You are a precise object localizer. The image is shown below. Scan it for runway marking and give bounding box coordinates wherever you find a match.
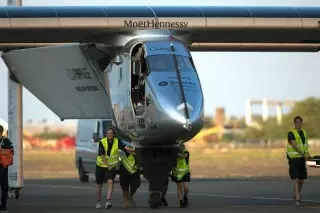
[20,203,152,208]
[25,183,320,204]
[19,203,213,209]
[230,205,307,208]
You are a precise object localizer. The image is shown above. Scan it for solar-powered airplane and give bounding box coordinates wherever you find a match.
[2,4,320,208]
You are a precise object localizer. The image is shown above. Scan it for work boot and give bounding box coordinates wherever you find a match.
[183,195,189,207]
[179,200,186,208]
[130,199,136,207]
[160,197,168,207]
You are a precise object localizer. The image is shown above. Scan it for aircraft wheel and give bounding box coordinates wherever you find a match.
[149,192,161,209]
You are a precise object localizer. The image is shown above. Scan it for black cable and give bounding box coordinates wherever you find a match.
[170,43,190,120]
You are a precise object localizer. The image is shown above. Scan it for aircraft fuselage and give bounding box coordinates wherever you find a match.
[106,39,204,146]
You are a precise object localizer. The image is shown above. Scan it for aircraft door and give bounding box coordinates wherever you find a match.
[130,44,146,116]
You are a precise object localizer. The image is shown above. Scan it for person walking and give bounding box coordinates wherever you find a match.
[286,116,312,206]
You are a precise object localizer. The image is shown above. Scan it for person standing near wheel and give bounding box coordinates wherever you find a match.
[171,144,190,208]
[119,143,141,208]
[95,128,129,209]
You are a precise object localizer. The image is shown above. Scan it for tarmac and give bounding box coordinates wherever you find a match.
[7,177,320,213]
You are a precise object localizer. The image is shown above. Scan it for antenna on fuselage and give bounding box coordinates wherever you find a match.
[167,30,175,51]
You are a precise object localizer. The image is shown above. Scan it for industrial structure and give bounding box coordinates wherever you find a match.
[245,98,295,126]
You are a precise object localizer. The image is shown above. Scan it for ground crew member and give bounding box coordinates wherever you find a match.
[0,125,13,212]
[160,180,169,207]
[286,116,311,206]
[171,144,190,208]
[119,143,141,208]
[95,128,129,209]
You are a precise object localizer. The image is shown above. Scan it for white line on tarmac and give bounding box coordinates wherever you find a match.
[25,183,320,204]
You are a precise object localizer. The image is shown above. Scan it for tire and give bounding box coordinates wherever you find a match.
[15,189,20,199]
[149,192,161,209]
[78,159,89,183]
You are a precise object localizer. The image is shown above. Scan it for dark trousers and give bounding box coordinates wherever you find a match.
[0,167,8,207]
[119,166,141,196]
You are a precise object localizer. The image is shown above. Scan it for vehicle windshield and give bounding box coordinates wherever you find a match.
[147,55,195,72]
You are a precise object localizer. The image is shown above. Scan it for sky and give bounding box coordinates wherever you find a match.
[1,0,320,124]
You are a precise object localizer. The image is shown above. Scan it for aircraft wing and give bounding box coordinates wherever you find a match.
[1,6,320,52]
[1,44,114,120]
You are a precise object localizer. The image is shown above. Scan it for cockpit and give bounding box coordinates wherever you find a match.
[130,42,196,117]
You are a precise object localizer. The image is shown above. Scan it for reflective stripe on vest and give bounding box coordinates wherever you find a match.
[287,129,309,158]
[121,153,139,174]
[172,149,190,180]
[96,137,120,168]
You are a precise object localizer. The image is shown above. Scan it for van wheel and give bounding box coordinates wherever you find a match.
[15,189,20,199]
[78,160,89,183]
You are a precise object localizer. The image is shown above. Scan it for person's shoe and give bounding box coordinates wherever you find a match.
[179,200,186,208]
[0,206,7,212]
[105,200,112,209]
[96,201,101,209]
[124,202,130,209]
[295,198,302,206]
[160,197,168,207]
[130,199,136,207]
[183,195,189,207]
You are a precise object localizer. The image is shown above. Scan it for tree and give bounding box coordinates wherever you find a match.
[255,97,320,140]
[285,97,320,138]
[244,127,265,142]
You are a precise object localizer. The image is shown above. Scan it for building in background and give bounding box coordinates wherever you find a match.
[245,98,295,126]
[215,107,225,127]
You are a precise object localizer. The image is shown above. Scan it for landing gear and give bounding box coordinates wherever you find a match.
[135,146,179,209]
[149,191,161,209]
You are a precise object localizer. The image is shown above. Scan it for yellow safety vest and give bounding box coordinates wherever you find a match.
[287,128,309,158]
[172,149,190,180]
[96,137,120,168]
[121,153,139,174]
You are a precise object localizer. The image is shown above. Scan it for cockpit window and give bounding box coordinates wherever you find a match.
[147,55,195,72]
[147,55,175,72]
[176,55,194,72]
